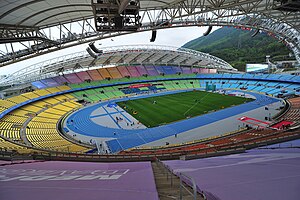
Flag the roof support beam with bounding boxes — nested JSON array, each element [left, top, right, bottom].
[[118, 0, 131, 14]]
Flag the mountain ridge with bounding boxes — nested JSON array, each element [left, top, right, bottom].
[[182, 27, 291, 71]]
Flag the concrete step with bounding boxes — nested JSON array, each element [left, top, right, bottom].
[[151, 161, 204, 200]]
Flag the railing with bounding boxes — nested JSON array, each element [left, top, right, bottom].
[[0, 131, 299, 165], [58, 108, 95, 149], [179, 172, 205, 200], [156, 158, 206, 200], [271, 99, 290, 121], [131, 128, 248, 151]]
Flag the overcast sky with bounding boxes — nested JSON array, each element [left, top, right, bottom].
[[0, 26, 219, 76]]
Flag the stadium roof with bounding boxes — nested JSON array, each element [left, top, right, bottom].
[[0, 45, 234, 86], [1, 0, 299, 28], [0, 0, 299, 66], [1, 0, 180, 27]]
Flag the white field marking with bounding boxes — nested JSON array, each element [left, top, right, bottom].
[[183, 93, 210, 116]]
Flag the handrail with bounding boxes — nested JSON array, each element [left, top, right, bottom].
[[130, 128, 248, 151], [0, 131, 299, 163], [272, 99, 290, 121], [58, 107, 94, 149], [157, 158, 206, 200], [179, 172, 204, 200]]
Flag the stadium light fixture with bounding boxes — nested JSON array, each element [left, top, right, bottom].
[[203, 26, 213, 36], [251, 29, 260, 37], [92, 0, 141, 32], [150, 30, 157, 42]]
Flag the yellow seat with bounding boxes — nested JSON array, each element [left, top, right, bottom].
[[0, 99, 16, 108], [56, 85, 71, 91], [46, 87, 60, 93], [33, 89, 51, 96], [21, 92, 40, 99]]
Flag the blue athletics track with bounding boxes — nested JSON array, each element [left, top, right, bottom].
[[64, 90, 279, 153]]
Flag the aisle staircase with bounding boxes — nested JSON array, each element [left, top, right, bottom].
[[151, 160, 205, 200]]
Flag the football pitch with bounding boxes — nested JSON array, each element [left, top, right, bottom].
[[116, 91, 253, 127]]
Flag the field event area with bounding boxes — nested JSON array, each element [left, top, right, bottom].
[[117, 90, 253, 127]]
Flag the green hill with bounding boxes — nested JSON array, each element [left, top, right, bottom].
[[182, 27, 292, 71]]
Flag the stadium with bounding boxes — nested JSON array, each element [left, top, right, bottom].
[[0, 1, 300, 200]]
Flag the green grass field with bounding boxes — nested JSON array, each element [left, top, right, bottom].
[[117, 91, 253, 127]]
